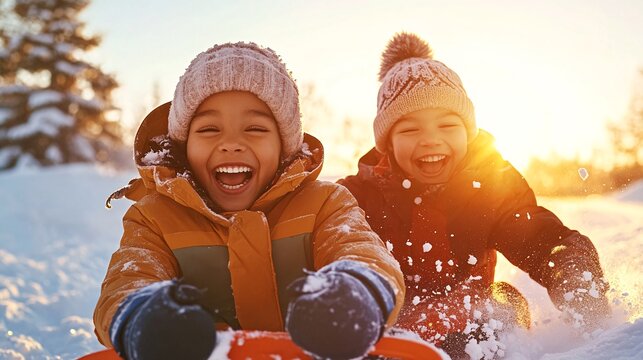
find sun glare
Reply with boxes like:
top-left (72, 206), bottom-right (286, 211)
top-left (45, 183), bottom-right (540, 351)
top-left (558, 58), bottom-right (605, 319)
top-left (473, 66), bottom-right (603, 173)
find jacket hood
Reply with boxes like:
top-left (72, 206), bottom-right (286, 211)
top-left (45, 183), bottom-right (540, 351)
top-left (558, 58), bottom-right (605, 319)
top-left (109, 102), bottom-right (324, 221)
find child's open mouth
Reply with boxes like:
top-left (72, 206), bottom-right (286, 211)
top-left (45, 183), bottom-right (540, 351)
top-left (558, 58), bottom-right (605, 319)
top-left (416, 154), bottom-right (447, 176)
top-left (214, 165), bottom-right (254, 192)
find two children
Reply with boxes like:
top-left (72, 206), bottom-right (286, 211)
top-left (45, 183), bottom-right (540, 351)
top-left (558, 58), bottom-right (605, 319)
top-left (338, 33), bottom-right (611, 357)
top-left (93, 42), bottom-right (404, 360)
top-left (94, 34), bottom-right (611, 360)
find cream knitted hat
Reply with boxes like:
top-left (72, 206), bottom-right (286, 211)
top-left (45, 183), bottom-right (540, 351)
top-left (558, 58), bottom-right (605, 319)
top-left (374, 33), bottom-right (476, 153)
top-left (168, 42), bottom-right (303, 159)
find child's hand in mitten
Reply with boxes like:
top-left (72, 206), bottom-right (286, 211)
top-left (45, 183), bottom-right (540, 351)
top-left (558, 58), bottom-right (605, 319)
top-left (110, 279), bottom-right (216, 360)
top-left (558, 277), bottom-right (611, 333)
top-left (549, 265), bottom-right (611, 333)
top-left (285, 260), bottom-right (395, 360)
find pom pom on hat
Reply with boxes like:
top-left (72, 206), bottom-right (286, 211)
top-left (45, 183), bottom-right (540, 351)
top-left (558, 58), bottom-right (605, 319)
top-left (373, 32), bottom-right (477, 153)
top-left (379, 32), bottom-right (433, 81)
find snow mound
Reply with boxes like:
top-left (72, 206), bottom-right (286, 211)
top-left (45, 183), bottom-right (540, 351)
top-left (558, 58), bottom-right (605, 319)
top-left (541, 318), bottom-right (643, 360)
top-left (613, 180), bottom-right (643, 203)
top-left (0, 164), bottom-right (135, 358)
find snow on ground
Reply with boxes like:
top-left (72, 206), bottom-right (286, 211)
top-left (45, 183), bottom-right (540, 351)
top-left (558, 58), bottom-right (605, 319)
top-left (0, 165), bottom-right (641, 359)
top-left (493, 191), bottom-right (643, 360)
top-left (0, 165), bottom-right (133, 359)
top-left (613, 179), bottom-right (643, 203)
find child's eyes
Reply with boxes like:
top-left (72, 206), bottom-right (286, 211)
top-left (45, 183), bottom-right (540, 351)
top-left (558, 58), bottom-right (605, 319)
top-left (397, 128), bottom-right (418, 134)
top-left (246, 126), bottom-right (269, 133)
top-left (193, 126), bottom-right (270, 134)
top-left (195, 127), bottom-right (219, 133)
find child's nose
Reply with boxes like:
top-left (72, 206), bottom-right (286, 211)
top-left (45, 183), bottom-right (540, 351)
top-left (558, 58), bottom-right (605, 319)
top-left (217, 139), bottom-right (246, 152)
top-left (419, 133), bottom-right (442, 146)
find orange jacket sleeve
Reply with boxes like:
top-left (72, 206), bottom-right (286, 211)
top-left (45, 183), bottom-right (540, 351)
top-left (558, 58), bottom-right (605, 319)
top-left (311, 183), bottom-right (405, 326)
top-left (93, 204), bottom-right (180, 347)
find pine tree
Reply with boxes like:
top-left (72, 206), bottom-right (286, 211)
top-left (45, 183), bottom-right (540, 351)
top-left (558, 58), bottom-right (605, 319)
top-left (0, 0), bottom-right (123, 170)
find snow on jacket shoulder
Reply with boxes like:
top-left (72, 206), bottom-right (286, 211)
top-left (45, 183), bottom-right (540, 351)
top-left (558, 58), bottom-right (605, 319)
top-left (93, 103), bottom-right (404, 347)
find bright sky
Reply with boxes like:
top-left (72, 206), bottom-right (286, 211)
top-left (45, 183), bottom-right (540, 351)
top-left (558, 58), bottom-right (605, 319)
top-left (82, 0), bottom-right (643, 172)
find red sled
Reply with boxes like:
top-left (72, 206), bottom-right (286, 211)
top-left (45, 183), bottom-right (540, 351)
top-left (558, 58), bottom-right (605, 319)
top-left (79, 330), bottom-right (447, 359)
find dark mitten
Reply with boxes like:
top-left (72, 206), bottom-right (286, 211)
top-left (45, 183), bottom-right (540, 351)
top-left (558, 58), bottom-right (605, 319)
top-left (555, 270), bottom-right (610, 331)
top-left (110, 280), bottom-right (216, 360)
top-left (543, 235), bottom-right (611, 332)
top-left (439, 282), bottom-right (527, 360)
top-left (285, 260), bottom-right (395, 360)
top-left (546, 260), bottom-right (610, 332)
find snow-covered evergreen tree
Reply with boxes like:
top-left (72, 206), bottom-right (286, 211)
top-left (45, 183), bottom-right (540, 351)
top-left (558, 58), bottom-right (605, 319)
top-left (0, 0), bottom-right (123, 170)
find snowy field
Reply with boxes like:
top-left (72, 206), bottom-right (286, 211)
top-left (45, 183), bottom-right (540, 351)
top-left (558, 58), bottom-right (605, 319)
top-left (0, 164), bottom-right (641, 359)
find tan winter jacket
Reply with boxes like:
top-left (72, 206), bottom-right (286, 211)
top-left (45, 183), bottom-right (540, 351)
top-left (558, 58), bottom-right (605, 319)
top-left (93, 103), bottom-right (404, 347)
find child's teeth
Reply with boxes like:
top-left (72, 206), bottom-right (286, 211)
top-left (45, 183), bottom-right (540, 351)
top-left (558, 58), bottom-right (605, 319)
top-left (421, 155), bottom-right (446, 163)
top-left (220, 183), bottom-right (245, 190)
top-left (216, 166), bottom-right (252, 173)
